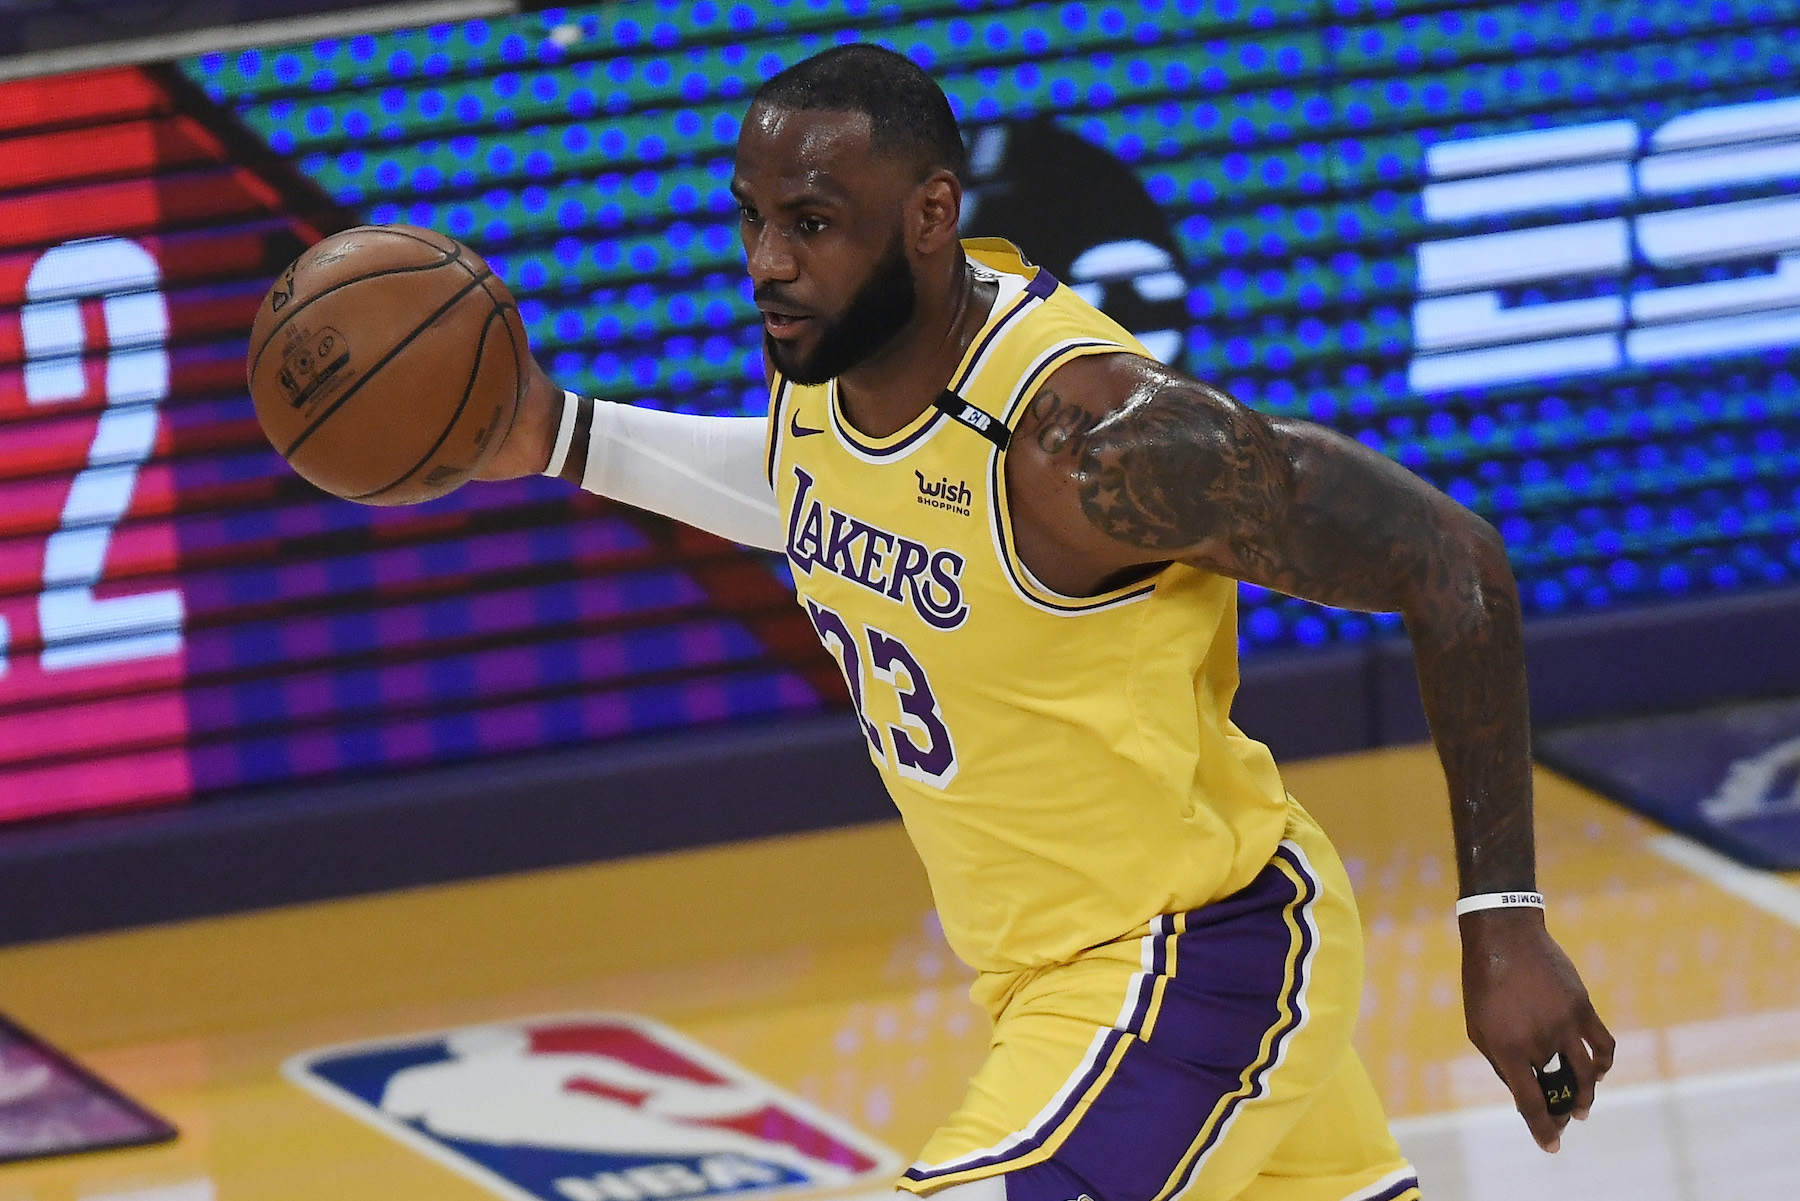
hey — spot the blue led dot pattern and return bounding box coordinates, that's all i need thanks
[182,0,1800,656]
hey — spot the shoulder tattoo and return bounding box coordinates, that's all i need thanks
[1027,376,1289,555]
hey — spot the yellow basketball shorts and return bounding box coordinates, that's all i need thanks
[898,807,1419,1201]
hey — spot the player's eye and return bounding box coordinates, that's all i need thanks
[738,205,760,224]
[797,216,827,235]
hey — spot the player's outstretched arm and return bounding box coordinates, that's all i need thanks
[1009,351,1615,1153]
[472,356,785,551]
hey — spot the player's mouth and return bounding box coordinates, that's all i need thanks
[759,309,812,339]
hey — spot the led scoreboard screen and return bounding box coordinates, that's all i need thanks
[1,0,1796,823]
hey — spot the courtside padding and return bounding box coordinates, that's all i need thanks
[8,582,1800,945]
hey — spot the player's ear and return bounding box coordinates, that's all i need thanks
[913,169,963,255]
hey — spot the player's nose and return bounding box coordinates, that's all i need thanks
[744,224,799,288]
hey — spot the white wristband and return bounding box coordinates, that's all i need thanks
[541,389,580,478]
[1455,891,1545,917]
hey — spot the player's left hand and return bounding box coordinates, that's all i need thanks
[476,356,565,481]
[1459,907,1615,1153]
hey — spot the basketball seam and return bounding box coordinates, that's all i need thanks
[349,300,505,501]
[280,268,494,460]
[457,270,528,486]
[437,232,491,292]
[490,291,529,465]
[365,226,460,256]
[250,250,460,376]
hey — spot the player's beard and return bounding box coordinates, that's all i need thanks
[765,231,917,386]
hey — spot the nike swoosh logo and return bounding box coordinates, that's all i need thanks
[789,411,825,437]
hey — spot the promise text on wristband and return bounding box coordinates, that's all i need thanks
[1454,890,1545,917]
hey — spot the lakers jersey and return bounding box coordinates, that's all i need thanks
[765,239,1291,979]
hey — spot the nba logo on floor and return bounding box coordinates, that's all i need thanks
[286,1015,900,1201]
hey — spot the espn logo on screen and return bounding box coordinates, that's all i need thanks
[1407,94,1800,392]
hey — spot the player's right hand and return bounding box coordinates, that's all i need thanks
[475,356,565,481]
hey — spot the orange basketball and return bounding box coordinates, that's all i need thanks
[246,224,527,506]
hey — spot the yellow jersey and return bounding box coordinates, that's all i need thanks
[765,239,1291,977]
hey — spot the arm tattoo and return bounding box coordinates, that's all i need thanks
[1068,379,1291,570]
[1034,367,1537,898]
[1029,388,1099,457]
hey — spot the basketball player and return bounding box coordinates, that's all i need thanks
[475,45,1613,1201]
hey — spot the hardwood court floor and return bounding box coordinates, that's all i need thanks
[0,745,1796,1201]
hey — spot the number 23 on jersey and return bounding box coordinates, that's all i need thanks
[804,600,958,789]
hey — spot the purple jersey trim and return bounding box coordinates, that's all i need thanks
[826,281,1045,459]
[986,339,1156,614]
[765,374,792,489]
[829,395,947,458]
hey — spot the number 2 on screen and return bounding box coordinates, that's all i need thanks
[0,237,185,677]
[804,600,958,788]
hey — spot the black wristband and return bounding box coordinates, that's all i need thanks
[1535,1051,1578,1117]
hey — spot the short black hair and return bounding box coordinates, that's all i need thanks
[750,44,967,180]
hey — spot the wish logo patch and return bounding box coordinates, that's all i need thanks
[286,1015,899,1201]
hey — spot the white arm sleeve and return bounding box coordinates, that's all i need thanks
[567,392,785,551]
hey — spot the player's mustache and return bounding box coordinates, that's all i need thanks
[752,284,812,316]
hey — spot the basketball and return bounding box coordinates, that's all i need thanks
[246,224,527,506]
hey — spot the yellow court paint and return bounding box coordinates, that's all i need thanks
[0,746,1796,1201]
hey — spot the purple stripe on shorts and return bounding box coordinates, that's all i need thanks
[994,844,1322,1201]
[901,1028,1128,1184]
[1362,1173,1421,1201]
[1161,844,1320,1190]
[1117,915,1168,1037]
